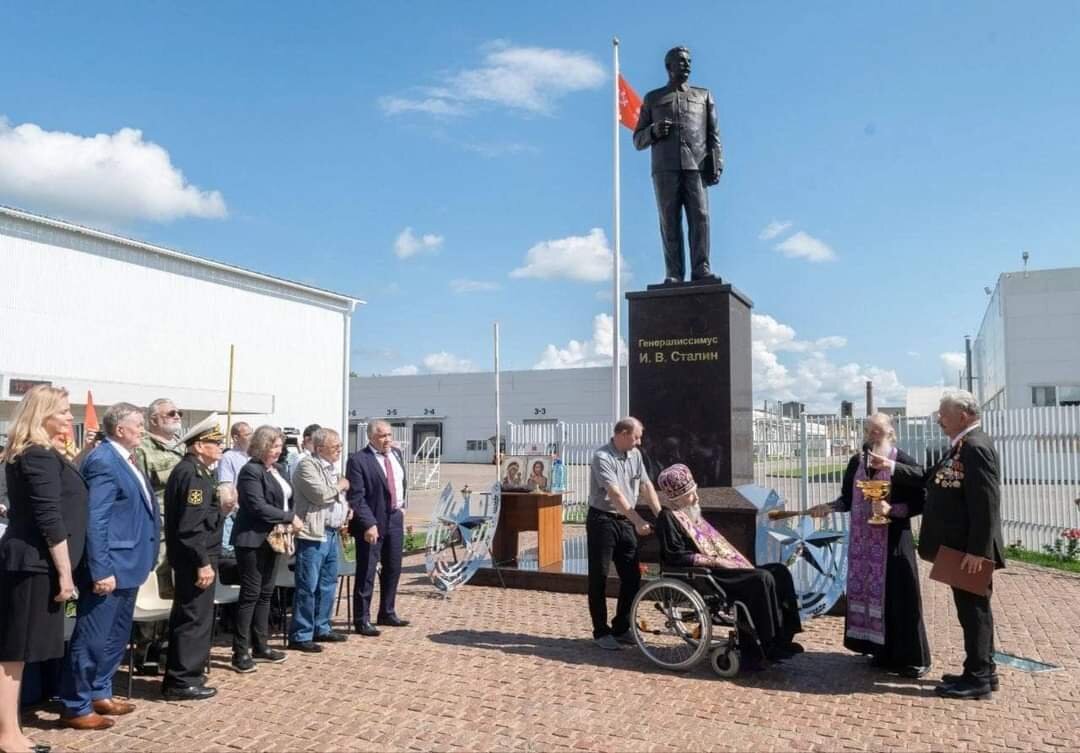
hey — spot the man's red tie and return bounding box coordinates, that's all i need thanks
[383,453,397,510]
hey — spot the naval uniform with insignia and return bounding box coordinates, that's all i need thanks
[163,451,224,691]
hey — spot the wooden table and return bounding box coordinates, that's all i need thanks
[493,492,564,567]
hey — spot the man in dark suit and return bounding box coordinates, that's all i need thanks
[633,46,722,284]
[60,403,160,730]
[889,390,1005,700]
[346,420,409,636]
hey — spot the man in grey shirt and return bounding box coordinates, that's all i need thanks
[586,417,661,649]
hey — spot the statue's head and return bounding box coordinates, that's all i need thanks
[664,46,691,83]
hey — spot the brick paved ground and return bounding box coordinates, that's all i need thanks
[23,558,1080,752]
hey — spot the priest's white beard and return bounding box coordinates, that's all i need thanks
[670,496,703,524]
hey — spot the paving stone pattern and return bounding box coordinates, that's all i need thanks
[23,558,1080,752]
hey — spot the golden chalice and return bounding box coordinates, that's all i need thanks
[855,479,891,526]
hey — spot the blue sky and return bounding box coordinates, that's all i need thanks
[3,2,1079,411]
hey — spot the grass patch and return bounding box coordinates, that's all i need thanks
[403,530,426,553]
[1005,546,1080,574]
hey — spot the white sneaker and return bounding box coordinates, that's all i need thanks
[593,634,622,650]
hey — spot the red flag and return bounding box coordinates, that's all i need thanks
[618,74,642,131]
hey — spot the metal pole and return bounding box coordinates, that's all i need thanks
[964,335,975,394]
[799,412,810,511]
[494,322,501,482]
[342,302,356,466]
[612,36,622,423]
[225,344,235,439]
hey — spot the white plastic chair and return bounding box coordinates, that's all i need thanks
[205,581,241,674]
[125,572,172,697]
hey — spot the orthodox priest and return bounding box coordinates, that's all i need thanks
[810,412,931,677]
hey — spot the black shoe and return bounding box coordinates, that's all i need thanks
[935,678,992,699]
[690,271,719,282]
[942,672,999,691]
[662,276,682,285]
[231,653,256,673]
[314,631,348,643]
[162,684,217,701]
[376,615,410,627]
[251,648,287,663]
[287,640,322,653]
[355,622,381,637]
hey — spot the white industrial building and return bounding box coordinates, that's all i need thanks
[0,205,361,443]
[970,267,1080,410]
[349,367,628,462]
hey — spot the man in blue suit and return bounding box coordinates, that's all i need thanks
[60,402,160,730]
[346,420,409,636]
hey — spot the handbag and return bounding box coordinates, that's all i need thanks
[267,524,295,556]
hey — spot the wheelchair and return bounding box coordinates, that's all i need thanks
[630,567,762,678]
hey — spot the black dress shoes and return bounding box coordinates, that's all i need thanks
[376,615,410,627]
[356,622,381,637]
[162,684,218,701]
[314,630,348,642]
[287,640,322,653]
[662,276,682,285]
[690,270,719,282]
[935,678,992,700]
[942,672,999,691]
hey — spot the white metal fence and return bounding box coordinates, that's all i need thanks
[510,406,1080,549]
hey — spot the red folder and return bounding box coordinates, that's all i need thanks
[929,545,993,596]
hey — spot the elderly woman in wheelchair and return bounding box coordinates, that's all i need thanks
[630,464,803,676]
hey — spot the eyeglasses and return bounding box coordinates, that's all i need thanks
[165,410,184,418]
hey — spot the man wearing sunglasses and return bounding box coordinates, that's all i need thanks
[133,398,187,673]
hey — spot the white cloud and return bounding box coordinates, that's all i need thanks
[389,365,419,376]
[511,228,620,282]
[380,42,605,117]
[394,227,444,259]
[423,352,475,374]
[940,352,966,384]
[774,231,837,262]
[752,314,846,353]
[752,313,904,412]
[907,351,921,358]
[450,278,500,294]
[534,313,627,369]
[377,97,465,117]
[759,220,792,241]
[0,117,226,225]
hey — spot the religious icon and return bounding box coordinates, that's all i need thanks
[499,456,528,491]
[525,456,551,493]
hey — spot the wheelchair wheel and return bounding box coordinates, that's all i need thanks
[710,646,740,678]
[631,577,711,671]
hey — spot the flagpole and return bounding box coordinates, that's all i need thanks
[612,36,622,424]
[494,321,501,482]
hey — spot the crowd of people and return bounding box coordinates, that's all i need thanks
[0,386,410,753]
[0,384,1011,752]
[586,391,1005,701]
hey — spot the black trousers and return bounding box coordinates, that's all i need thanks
[353,508,404,626]
[652,170,711,280]
[952,582,996,680]
[164,557,217,688]
[586,508,641,639]
[233,543,278,656]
